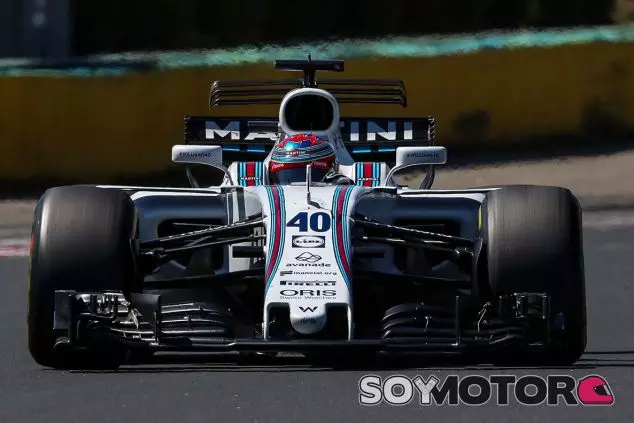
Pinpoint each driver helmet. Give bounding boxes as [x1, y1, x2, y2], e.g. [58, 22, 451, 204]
[268, 134, 336, 184]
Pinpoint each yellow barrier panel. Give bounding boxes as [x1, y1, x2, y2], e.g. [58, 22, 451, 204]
[1, 41, 633, 181]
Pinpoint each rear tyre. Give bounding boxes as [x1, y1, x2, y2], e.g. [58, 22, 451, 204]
[481, 185, 586, 365]
[28, 186, 140, 369]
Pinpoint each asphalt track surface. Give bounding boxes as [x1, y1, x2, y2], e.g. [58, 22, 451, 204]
[1, 210, 634, 423]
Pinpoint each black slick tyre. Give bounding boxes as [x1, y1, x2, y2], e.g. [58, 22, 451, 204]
[28, 186, 140, 369]
[481, 185, 586, 365]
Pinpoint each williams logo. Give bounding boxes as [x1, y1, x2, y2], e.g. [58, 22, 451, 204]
[299, 306, 318, 312]
[292, 235, 325, 248]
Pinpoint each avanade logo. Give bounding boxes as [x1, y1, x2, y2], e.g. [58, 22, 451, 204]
[295, 252, 322, 262]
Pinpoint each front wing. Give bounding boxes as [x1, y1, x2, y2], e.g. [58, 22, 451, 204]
[52, 289, 552, 357]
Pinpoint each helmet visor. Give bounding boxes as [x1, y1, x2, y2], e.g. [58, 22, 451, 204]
[269, 167, 330, 184]
[269, 157, 334, 184]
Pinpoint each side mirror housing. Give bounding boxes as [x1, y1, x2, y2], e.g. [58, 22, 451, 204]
[171, 145, 235, 186]
[172, 144, 223, 166]
[386, 146, 447, 189]
[394, 146, 447, 167]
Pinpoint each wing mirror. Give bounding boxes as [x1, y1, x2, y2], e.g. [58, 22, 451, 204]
[171, 145, 235, 186]
[385, 146, 447, 189]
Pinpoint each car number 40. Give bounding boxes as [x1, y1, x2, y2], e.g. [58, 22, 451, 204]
[287, 212, 331, 232]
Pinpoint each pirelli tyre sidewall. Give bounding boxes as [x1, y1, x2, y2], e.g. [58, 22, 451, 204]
[481, 185, 587, 365]
[28, 186, 139, 368]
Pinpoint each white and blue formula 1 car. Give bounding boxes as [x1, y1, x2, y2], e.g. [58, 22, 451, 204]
[28, 58, 586, 369]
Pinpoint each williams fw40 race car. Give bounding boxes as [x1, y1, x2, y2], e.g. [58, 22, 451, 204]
[28, 58, 586, 369]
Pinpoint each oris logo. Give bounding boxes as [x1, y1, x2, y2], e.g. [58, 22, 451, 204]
[280, 289, 336, 298]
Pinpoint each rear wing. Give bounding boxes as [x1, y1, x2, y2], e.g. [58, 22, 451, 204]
[209, 59, 407, 108]
[183, 116, 435, 161]
[209, 78, 407, 108]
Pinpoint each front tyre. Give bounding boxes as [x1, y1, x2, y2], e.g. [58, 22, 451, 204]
[482, 185, 586, 365]
[28, 186, 140, 369]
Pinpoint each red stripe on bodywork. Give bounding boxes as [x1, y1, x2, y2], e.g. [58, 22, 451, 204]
[246, 162, 256, 186]
[335, 187, 351, 276]
[363, 163, 372, 187]
[265, 187, 282, 279]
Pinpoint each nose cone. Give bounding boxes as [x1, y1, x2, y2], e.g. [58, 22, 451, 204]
[289, 304, 327, 334]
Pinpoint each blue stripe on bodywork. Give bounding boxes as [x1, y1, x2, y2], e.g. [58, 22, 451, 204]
[373, 162, 380, 187]
[254, 162, 264, 185]
[350, 147, 396, 153]
[238, 162, 246, 186]
[264, 186, 285, 294]
[351, 147, 371, 153]
[271, 187, 285, 288]
[265, 186, 276, 274]
[331, 186, 352, 290]
[341, 185, 353, 260]
[264, 187, 276, 292]
[220, 145, 267, 152]
[331, 186, 345, 285]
